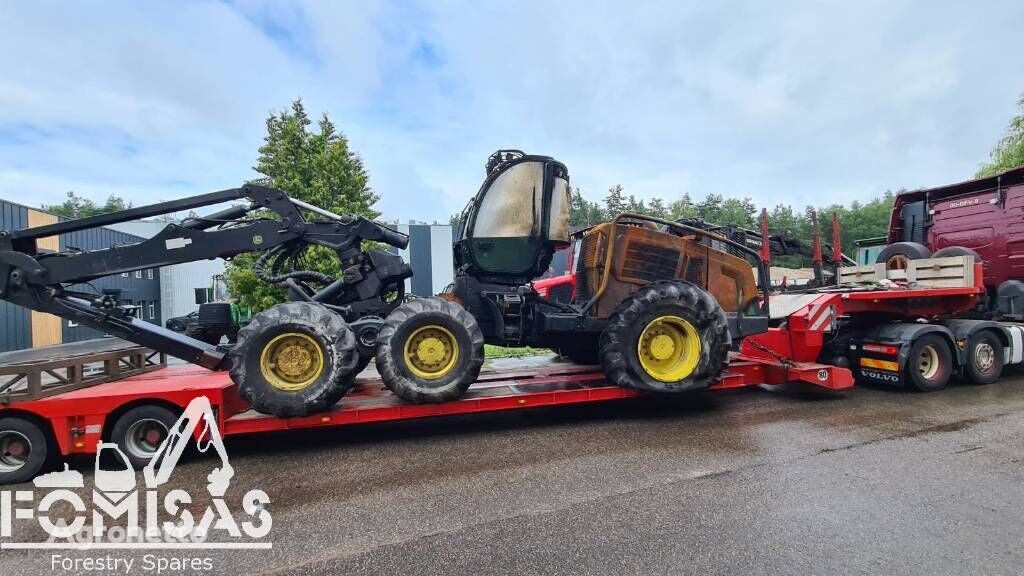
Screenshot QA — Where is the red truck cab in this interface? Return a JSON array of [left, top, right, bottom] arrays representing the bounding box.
[[885, 165, 1024, 317]]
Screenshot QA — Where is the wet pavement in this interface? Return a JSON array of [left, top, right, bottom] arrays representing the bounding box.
[[4, 357, 1024, 575]]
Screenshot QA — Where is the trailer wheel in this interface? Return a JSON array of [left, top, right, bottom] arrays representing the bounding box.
[[905, 334, 953, 392], [876, 242, 931, 271], [964, 329, 1004, 385], [376, 297, 484, 403], [230, 302, 359, 417], [0, 417, 49, 484], [109, 405, 178, 469], [600, 281, 729, 393]]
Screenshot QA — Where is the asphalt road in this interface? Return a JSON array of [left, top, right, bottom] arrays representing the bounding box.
[[4, 358, 1024, 575]]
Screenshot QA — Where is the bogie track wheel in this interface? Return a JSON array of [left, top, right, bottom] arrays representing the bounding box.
[[600, 280, 730, 393], [376, 297, 484, 403], [229, 302, 359, 417]]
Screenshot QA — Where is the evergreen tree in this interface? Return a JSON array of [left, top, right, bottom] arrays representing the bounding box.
[[225, 99, 379, 311], [978, 94, 1024, 177], [42, 192, 132, 219], [604, 184, 627, 216]]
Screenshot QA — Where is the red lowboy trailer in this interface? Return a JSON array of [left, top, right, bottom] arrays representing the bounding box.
[[4, 257, 1021, 485]]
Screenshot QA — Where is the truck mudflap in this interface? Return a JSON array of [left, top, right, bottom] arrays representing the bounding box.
[[850, 323, 956, 386], [853, 341, 905, 386]]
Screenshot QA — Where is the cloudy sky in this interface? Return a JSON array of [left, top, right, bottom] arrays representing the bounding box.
[[1, 1, 1022, 222]]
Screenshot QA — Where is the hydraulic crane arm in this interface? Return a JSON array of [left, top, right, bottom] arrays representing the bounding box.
[[0, 183, 412, 369]]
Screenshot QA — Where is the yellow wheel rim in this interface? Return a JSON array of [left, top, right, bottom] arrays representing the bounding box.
[[637, 315, 702, 382], [259, 332, 325, 392], [404, 325, 459, 380]]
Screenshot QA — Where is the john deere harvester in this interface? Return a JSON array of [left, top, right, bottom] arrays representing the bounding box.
[[375, 150, 771, 403]]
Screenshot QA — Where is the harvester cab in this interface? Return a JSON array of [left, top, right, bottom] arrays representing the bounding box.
[[454, 150, 572, 284]]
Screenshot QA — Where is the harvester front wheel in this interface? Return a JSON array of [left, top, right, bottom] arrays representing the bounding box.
[[600, 280, 729, 393], [376, 297, 484, 403], [229, 302, 359, 417]]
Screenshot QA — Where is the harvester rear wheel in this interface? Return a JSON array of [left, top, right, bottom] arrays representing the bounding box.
[[599, 280, 729, 393], [229, 302, 358, 417], [376, 297, 484, 403]]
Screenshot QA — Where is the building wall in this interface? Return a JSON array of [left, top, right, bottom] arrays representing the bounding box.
[[388, 223, 454, 296], [106, 221, 226, 323], [57, 226, 162, 344], [0, 200, 30, 352]]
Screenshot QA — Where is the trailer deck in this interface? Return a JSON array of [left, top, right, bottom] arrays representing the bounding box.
[[1, 258, 1010, 484], [8, 350, 853, 460]]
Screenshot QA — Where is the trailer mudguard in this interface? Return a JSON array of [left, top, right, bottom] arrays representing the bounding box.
[[854, 323, 956, 385], [940, 319, 1014, 374]]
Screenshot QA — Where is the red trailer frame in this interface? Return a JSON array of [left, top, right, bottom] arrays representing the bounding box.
[[0, 263, 986, 483]]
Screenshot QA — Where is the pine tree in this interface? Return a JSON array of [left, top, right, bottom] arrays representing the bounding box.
[[225, 99, 380, 310], [604, 184, 627, 216]]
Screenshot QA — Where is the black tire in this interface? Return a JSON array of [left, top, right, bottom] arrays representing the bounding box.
[[0, 417, 49, 484], [166, 321, 184, 332], [932, 246, 981, 262], [376, 297, 484, 403], [109, 405, 179, 469], [599, 280, 730, 393], [964, 329, 1004, 385], [904, 334, 953, 392], [876, 242, 931, 270], [555, 340, 600, 365], [229, 302, 359, 417], [353, 354, 373, 377], [186, 324, 222, 346]]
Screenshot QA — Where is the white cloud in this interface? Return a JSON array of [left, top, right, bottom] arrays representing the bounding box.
[[0, 0, 1022, 222]]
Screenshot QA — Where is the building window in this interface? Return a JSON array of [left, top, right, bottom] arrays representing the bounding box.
[[121, 272, 129, 278], [67, 320, 78, 327], [135, 270, 143, 279], [147, 269, 154, 280], [148, 302, 156, 320]]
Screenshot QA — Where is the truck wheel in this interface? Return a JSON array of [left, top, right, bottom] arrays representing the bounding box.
[[109, 405, 178, 469], [964, 329, 1004, 385], [600, 280, 729, 393], [376, 297, 484, 403], [876, 242, 931, 271], [0, 417, 49, 484], [229, 302, 359, 417], [905, 334, 952, 392]]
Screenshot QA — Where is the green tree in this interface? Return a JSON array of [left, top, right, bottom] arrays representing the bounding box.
[[717, 197, 757, 227], [225, 99, 380, 311], [669, 193, 698, 220], [604, 184, 627, 216], [647, 197, 668, 219], [42, 191, 132, 219], [978, 94, 1024, 177], [569, 187, 605, 226]]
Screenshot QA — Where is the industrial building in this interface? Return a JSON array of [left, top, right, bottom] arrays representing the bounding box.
[[0, 198, 161, 352]]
